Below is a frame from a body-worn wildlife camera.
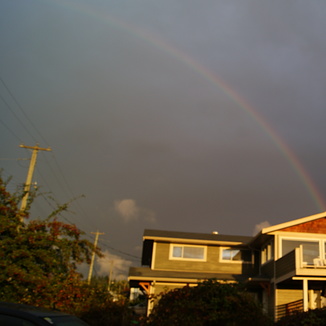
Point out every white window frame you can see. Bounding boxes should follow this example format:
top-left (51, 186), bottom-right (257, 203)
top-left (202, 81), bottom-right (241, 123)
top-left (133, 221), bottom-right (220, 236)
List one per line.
top-left (219, 247), bottom-right (252, 264)
top-left (169, 244), bottom-right (207, 261)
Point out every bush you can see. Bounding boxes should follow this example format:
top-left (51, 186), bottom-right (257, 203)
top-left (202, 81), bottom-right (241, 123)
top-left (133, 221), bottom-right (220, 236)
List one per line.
top-left (78, 299), bottom-right (134, 326)
top-left (142, 280), bottom-right (272, 326)
top-left (275, 307), bottom-right (326, 326)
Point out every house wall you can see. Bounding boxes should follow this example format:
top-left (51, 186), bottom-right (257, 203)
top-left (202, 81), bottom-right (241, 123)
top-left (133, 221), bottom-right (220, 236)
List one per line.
top-left (281, 218), bottom-right (326, 234)
top-left (152, 241), bottom-right (251, 275)
top-left (276, 289), bottom-right (302, 306)
top-left (153, 282), bottom-right (196, 296)
top-left (275, 288), bottom-right (303, 320)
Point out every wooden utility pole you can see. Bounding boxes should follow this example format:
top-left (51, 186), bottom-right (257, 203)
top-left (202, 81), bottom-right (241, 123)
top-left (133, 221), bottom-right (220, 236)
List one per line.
top-left (19, 144), bottom-right (51, 219)
top-left (108, 260), bottom-right (114, 291)
top-left (87, 231), bottom-right (104, 285)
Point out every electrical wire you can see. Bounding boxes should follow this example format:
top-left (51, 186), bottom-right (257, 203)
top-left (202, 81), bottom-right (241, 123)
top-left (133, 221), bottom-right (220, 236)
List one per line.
top-left (0, 76), bottom-right (141, 266)
top-left (0, 118), bottom-right (24, 143)
top-left (0, 92), bottom-right (37, 144)
top-left (0, 76), bottom-right (49, 147)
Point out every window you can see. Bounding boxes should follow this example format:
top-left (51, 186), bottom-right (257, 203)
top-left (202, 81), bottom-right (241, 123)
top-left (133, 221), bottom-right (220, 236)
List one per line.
top-left (261, 243), bottom-right (273, 264)
top-left (282, 239), bottom-right (319, 265)
top-left (170, 244), bottom-right (206, 261)
top-left (220, 247), bottom-right (252, 263)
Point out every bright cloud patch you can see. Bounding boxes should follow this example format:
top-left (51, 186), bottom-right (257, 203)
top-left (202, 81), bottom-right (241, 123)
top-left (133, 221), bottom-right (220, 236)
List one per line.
top-left (97, 250), bottom-right (132, 280)
top-left (114, 199), bottom-right (139, 222)
top-left (253, 221), bottom-right (271, 235)
top-left (114, 199), bottom-right (156, 224)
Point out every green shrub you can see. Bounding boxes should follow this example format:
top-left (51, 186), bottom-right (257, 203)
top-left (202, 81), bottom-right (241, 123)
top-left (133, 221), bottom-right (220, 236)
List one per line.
top-left (142, 280), bottom-right (272, 326)
top-left (275, 307), bottom-right (326, 326)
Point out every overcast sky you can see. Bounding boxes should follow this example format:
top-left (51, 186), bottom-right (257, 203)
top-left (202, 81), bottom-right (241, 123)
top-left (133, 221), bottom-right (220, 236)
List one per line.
top-left (1, 0), bottom-right (326, 279)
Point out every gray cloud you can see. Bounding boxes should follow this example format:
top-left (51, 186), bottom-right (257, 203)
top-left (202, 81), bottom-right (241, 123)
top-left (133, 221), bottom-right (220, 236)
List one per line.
top-left (1, 0), bottom-right (326, 272)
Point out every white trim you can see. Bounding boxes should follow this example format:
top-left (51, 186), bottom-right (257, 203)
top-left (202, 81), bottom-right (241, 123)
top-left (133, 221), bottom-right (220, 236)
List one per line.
top-left (169, 243), bottom-right (207, 261)
top-left (293, 276), bottom-right (326, 281)
top-left (128, 276), bottom-right (211, 283)
top-left (276, 231), bottom-right (326, 239)
top-left (153, 281), bottom-right (198, 288)
top-left (261, 211), bottom-right (326, 234)
top-left (152, 241), bottom-right (157, 269)
top-left (144, 236), bottom-right (245, 246)
top-left (303, 279), bottom-right (308, 312)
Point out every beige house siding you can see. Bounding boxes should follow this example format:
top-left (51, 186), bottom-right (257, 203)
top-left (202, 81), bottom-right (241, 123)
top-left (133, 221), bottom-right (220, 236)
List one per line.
top-left (153, 242), bottom-right (247, 274)
top-left (275, 289), bottom-right (303, 320)
top-left (276, 289), bottom-right (302, 306)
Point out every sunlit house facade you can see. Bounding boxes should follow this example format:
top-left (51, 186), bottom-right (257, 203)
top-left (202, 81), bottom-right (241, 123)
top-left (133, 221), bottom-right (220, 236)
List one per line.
top-left (128, 212), bottom-right (326, 320)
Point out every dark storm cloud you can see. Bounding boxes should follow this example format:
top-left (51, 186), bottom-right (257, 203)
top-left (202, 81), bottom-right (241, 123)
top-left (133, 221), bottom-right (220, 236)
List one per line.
top-left (1, 0), bottom-right (326, 275)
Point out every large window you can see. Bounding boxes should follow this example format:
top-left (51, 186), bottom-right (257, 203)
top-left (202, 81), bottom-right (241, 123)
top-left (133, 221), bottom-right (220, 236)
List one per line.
top-left (220, 247), bottom-right (252, 263)
top-left (282, 239), bottom-right (320, 265)
top-left (170, 244), bottom-right (206, 261)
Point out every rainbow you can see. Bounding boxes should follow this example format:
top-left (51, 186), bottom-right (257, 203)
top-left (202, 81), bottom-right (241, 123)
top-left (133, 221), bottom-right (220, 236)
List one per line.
top-left (46, 0), bottom-right (325, 211)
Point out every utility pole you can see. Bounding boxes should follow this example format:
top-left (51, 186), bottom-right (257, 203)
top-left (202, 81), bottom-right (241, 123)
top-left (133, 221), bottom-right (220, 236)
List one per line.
top-left (87, 231), bottom-right (104, 285)
top-left (19, 144), bottom-right (51, 219)
top-left (108, 260), bottom-right (114, 291)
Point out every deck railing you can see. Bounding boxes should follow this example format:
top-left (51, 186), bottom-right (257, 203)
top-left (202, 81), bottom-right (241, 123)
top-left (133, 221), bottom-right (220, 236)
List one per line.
top-left (276, 299), bottom-right (303, 320)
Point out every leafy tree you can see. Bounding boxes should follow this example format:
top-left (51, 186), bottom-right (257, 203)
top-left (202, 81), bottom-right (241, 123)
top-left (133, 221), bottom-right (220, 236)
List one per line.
top-left (143, 280), bottom-right (272, 326)
top-left (0, 174), bottom-right (101, 310)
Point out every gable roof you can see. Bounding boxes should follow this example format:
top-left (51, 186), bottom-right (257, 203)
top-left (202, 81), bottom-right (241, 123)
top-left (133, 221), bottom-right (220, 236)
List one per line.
top-left (260, 211), bottom-right (326, 234)
top-left (143, 229), bottom-right (253, 246)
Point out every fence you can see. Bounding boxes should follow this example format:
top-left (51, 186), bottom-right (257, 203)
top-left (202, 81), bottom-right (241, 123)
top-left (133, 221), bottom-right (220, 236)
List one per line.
top-left (276, 299), bottom-right (303, 320)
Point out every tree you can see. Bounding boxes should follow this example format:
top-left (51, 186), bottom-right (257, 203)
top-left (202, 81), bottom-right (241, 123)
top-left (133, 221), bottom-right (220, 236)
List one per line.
top-left (144, 280), bottom-right (272, 326)
top-left (0, 174), bottom-right (101, 310)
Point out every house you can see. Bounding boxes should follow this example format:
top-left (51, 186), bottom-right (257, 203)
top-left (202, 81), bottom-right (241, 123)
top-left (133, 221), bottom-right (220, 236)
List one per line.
top-left (128, 211), bottom-right (326, 320)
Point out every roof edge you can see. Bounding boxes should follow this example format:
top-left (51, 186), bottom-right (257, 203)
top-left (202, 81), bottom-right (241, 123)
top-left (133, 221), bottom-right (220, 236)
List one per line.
top-left (261, 211), bottom-right (326, 234)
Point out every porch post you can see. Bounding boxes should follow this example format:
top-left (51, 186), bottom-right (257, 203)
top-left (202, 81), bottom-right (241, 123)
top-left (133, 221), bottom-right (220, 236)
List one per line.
top-left (303, 279), bottom-right (308, 312)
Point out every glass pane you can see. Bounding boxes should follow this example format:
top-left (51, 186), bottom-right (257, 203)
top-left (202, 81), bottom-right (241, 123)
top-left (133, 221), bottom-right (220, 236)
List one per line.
top-left (231, 250), bottom-right (241, 261)
top-left (172, 246), bottom-right (182, 257)
top-left (222, 249), bottom-right (232, 260)
top-left (282, 239), bottom-right (319, 264)
top-left (223, 248), bottom-right (251, 262)
top-left (302, 242), bottom-right (319, 265)
top-left (183, 247), bottom-right (204, 259)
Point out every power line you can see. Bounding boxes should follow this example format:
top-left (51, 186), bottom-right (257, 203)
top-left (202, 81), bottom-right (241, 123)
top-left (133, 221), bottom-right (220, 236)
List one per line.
top-left (98, 238), bottom-right (141, 262)
top-left (0, 76), bottom-right (49, 147)
top-left (0, 92), bottom-right (37, 143)
top-left (0, 76), bottom-right (89, 226)
top-left (0, 77), bottom-right (137, 264)
top-left (0, 118), bottom-right (24, 143)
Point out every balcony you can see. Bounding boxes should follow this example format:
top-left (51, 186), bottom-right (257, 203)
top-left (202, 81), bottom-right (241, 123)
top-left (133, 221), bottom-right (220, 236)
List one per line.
top-left (275, 246), bottom-right (326, 283)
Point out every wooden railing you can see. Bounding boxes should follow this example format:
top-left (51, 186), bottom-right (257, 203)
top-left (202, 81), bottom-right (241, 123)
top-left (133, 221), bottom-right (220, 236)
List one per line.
top-left (276, 299), bottom-right (303, 320)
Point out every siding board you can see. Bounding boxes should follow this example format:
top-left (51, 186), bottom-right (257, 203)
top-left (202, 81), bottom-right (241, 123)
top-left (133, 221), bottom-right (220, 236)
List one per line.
top-left (153, 242), bottom-right (253, 275)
